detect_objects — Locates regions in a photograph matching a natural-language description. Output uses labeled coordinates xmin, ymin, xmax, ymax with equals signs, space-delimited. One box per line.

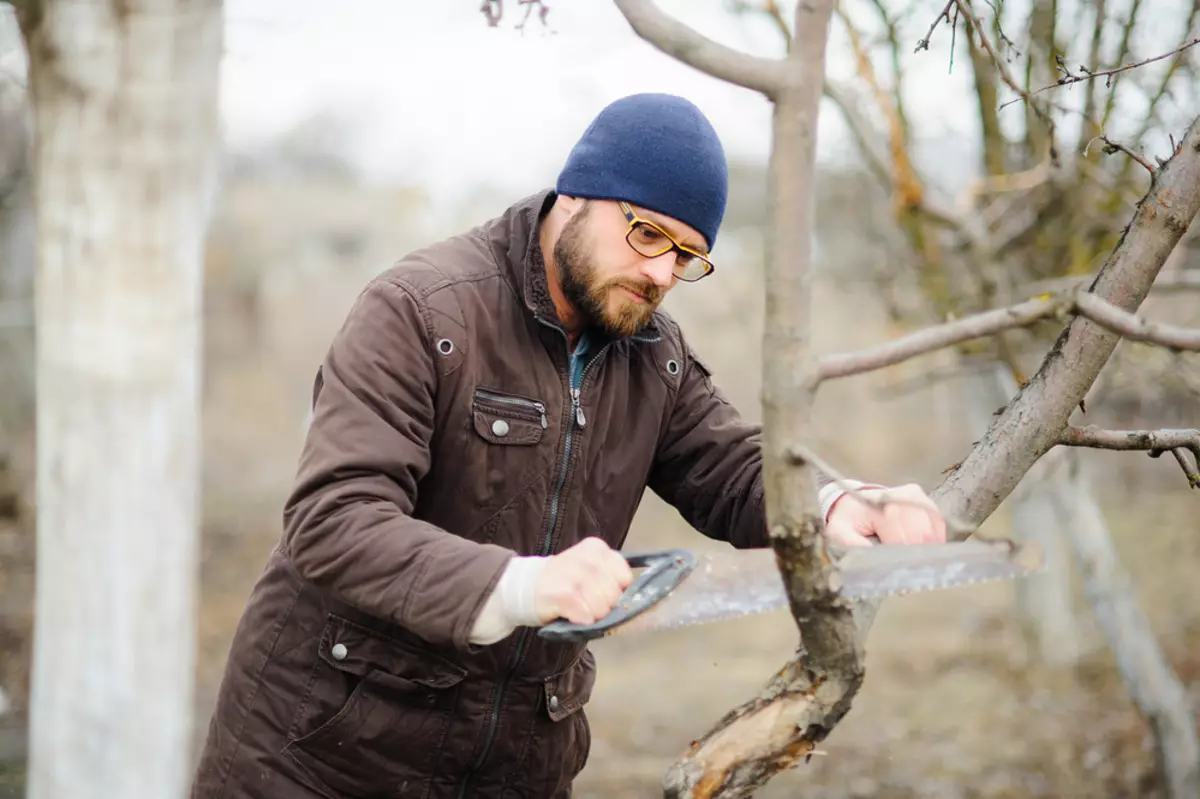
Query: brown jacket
xmin=191 ymin=190 xmax=824 ymax=798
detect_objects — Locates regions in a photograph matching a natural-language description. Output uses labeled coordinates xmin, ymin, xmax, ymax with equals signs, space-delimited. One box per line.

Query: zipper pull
xmin=535 ymin=402 xmax=548 ymax=429
xmin=571 ymin=388 xmax=587 ymax=428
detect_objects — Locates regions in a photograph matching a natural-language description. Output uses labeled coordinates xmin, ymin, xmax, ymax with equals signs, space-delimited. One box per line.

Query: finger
xmin=560 ymin=590 xmax=596 ymax=625
xmin=824 ymin=518 xmax=876 ymax=548
xmin=608 ymin=551 xmax=635 ymax=588
xmin=578 ymin=576 xmax=618 ymax=621
xmin=874 ymin=509 xmax=910 ymax=545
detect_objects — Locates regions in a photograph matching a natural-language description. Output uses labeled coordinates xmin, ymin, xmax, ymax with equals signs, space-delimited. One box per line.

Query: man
xmin=191 ymin=93 xmax=945 ymax=799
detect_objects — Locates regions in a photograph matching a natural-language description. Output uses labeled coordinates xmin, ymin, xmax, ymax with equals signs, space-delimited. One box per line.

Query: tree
xmin=9 ymin=1 xmax=222 ymax=797
xmin=600 ymin=0 xmax=1200 ymax=796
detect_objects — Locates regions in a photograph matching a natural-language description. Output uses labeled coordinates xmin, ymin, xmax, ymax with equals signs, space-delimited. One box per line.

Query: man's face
xmin=553 ymin=199 xmax=709 ymax=338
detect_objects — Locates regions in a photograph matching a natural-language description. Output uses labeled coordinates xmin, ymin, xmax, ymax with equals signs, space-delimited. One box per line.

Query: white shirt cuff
xmin=818 ymin=479 xmax=883 ymax=522
xmin=468 ymin=555 xmax=547 ymax=645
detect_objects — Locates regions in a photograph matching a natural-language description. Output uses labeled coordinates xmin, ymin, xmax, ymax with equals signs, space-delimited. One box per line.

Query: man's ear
xmin=556 ymin=194 xmax=587 ymax=215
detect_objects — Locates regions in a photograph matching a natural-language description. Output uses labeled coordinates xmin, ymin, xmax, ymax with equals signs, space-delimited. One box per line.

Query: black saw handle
xmin=537 ymin=548 xmax=697 ymax=643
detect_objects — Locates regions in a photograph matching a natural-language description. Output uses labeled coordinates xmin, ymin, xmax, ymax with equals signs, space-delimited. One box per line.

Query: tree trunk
xmin=1050 ymin=451 xmax=1200 ymax=799
xmin=17 ymin=2 xmax=222 ymax=797
xmin=968 ymin=363 xmax=1082 ymax=665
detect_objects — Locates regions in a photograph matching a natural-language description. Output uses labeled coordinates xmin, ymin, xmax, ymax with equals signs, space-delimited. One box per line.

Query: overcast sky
xmin=218 ymin=1 xmax=983 ymax=204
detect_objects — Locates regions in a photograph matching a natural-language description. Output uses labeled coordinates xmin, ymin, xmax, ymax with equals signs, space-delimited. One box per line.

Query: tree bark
xmin=16 ymin=2 xmax=222 ymax=797
xmin=1049 ymin=451 xmax=1200 ymax=799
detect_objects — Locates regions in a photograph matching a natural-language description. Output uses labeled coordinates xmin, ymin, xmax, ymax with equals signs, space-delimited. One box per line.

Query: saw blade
xmin=596 ymin=539 xmax=1042 ymax=638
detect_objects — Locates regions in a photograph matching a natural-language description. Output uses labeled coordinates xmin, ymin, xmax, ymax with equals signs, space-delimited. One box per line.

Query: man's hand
xmin=534 ymin=537 xmax=634 ymax=625
xmin=823 ymin=483 xmax=947 ymax=548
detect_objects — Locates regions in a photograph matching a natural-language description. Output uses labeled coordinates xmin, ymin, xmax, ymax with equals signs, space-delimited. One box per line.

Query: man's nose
xmin=640 ymin=251 xmax=677 ymax=288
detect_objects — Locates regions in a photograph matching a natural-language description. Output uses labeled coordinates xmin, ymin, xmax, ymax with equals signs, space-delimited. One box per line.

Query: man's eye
xmin=675 ymin=252 xmax=696 ymax=266
xmin=636 ymin=225 xmax=664 ymax=243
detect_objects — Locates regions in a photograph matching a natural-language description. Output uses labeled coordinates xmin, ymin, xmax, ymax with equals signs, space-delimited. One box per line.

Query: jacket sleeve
xmin=647 ymin=339 xmax=833 ymax=549
xmin=281 ymin=277 xmax=514 ymax=651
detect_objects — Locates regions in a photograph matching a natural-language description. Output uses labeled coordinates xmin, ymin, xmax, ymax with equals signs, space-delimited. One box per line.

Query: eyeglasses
xmin=619 ymin=202 xmax=715 ymax=282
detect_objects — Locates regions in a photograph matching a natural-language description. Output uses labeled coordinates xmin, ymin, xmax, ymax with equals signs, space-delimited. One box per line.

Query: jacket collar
xmin=496 ymin=188 xmax=662 ymax=341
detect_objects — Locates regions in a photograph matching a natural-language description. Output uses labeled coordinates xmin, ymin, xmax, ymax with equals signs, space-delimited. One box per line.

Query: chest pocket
xmin=456 ymin=387 xmax=555 ymax=518
xmin=472 ymin=388 xmax=547 ymax=445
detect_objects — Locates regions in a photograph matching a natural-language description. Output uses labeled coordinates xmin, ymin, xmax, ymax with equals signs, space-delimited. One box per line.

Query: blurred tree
xmin=8 ymin=1 xmax=223 ymax=798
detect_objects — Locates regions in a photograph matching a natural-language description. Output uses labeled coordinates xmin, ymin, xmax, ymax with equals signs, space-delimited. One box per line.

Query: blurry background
xmin=1 ymin=1 xmax=1199 ymax=796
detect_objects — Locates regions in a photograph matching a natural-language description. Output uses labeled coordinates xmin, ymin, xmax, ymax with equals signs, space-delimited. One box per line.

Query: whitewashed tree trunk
xmin=17 ymin=2 xmax=222 ymax=797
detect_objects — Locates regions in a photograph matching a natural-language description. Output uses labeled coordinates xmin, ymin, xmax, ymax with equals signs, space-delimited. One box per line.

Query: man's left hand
xmin=823 ymin=483 xmax=947 ymax=548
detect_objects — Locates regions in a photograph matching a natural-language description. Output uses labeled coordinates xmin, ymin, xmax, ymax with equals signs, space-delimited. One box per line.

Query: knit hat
xmin=555 ymin=93 xmax=728 ymax=249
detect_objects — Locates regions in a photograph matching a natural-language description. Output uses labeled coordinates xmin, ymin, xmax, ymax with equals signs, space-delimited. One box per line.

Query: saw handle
xmin=536 ymin=548 xmax=697 ymax=644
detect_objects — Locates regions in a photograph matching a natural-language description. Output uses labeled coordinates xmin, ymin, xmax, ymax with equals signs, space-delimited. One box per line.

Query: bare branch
xmin=1086 ymin=134 xmax=1157 ymax=176
xmin=1058 ymin=424 xmax=1199 ymax=453
xmin=914 ymin=0 xmax=954 ymax=53
xmin=819 ymin=278 xmax=1200 ymax=382
xmin=1057 ymin=425 xmax=1200 ymax=489
xmin=818 ymin=293 xmax=1066 ymax=380
xmin=1074 ymin=290 xmax=1200 ymax=351
xmin=1012 ymin=36 xmax=1200 ymax=111
xmin=612 ymin=0 xmax=784 ymax=96
xmin=1168 ymin=448 xmax=1200 ymax=489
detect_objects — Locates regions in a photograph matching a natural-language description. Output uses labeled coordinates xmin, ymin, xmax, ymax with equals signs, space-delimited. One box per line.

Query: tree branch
xmin=612 ymin=0 xmax=785 ymax=96
xmin=1074 ymin=291 xmax=1200 ymax=351
xmin=1014 ymin=36 xmax=1200 ymax=110
xmin=818 ymin=279 xmax=1200 ymax=382
xmin=1058 ymin=425 xmax=1200 ymax=488
xmin=1085 ymin=134 xmax=1157 ymax=176
xmin=818 ymin=293 xmax=1065 ymax=380
xmin=914 ymin=0 xmax=954 ymax=53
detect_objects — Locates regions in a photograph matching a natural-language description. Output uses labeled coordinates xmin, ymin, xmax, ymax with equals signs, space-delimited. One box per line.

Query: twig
xmin=914 ymin=0 xmax=954 ymax=53
xmin=1010 ymin=36 xmax=1200 ymax=110
xmin=612 ymin=0 xmax=785 ymax=96
xmin=1057 ymin=425 xmax=1200 ymax=489
xmin=1168 ymin=448 xmax=1200 ymax=489
xmin=1085 ymin=135 xmax=1156 ymax=175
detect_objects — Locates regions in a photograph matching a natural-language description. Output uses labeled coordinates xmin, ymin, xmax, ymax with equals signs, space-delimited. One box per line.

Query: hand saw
xmin=537 ymin=539 xmax=1042 ymax=643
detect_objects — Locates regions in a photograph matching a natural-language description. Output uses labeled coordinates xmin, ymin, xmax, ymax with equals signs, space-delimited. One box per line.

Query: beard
xmin=553 ymin=205 xmax=664 ymax=339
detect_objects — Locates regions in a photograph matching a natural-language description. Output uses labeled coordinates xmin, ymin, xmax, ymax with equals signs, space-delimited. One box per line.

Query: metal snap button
xmin=492 ymin=419 xmax=510 ymax=437
xmin=666 ymin=359 xmax=680 ymax=375
xmin=548 ymin=695 xmax=559 ymax=712
xmin=331 ymin=643 xmax=348 ymax=661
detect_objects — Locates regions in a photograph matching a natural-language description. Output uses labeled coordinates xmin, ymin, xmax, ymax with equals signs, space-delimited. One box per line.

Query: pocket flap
xmin=542 ymin=650 xmax=596 ymax=722
xmin=317 ymin=615 xmax=467 ymax=690
xmin=472 ymin=410 xmax=544 ymax=445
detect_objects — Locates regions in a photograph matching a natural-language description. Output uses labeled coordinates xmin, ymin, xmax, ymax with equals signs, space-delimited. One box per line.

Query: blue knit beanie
xmin=555 ymin=93 xmax=728 ymax=249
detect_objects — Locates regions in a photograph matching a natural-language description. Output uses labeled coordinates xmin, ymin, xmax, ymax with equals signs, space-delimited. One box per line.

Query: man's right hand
xmin=534 ymin=537 xmax=634 ymax=626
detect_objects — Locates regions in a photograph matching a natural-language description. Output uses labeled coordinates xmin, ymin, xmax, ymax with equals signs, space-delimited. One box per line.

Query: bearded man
xmin=191 ymin=93 xmax=946 ymax=799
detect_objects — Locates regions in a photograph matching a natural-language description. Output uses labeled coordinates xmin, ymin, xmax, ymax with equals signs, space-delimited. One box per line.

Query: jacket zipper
xmin=454 ymin=327 xmax=610 ymax=797
xmin=474 ymin=388 xmax=548 ymax=428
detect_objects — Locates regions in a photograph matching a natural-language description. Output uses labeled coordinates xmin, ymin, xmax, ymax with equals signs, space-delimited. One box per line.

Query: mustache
xmin=608 ymin=279 xmax=662 ymax=304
